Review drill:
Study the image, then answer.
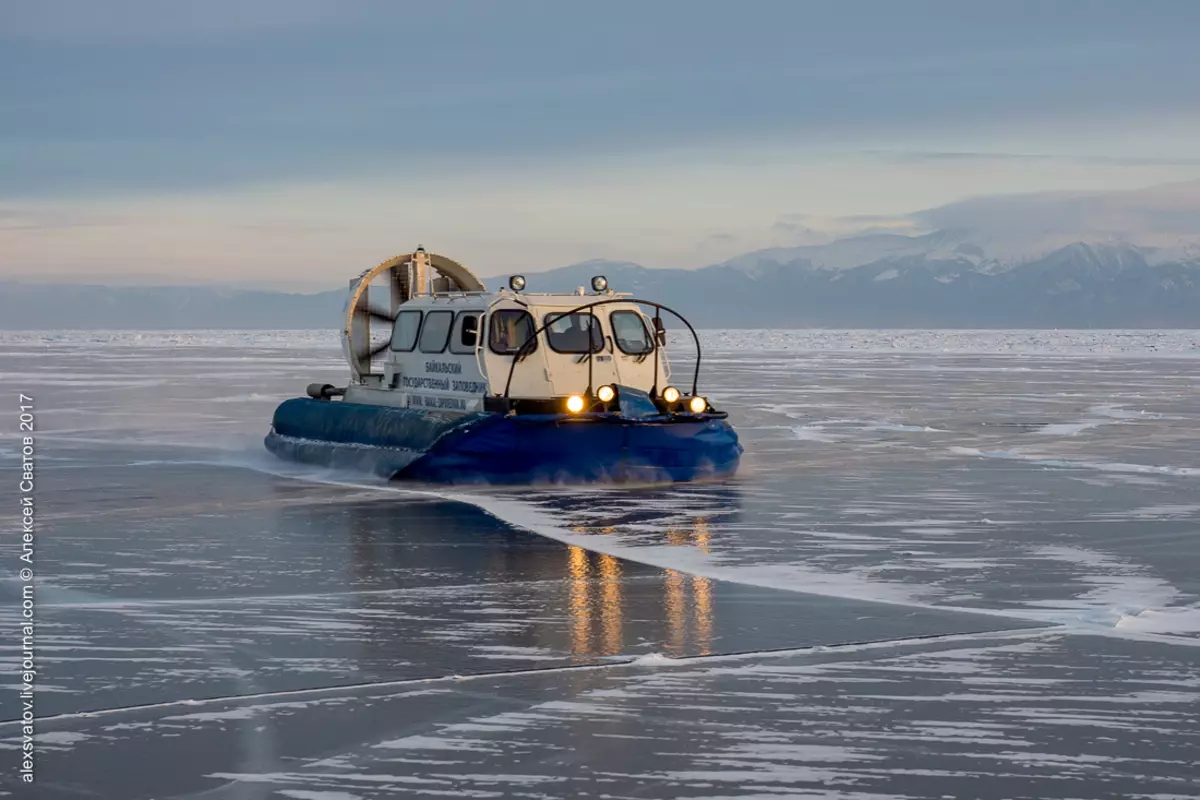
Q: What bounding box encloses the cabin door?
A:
[607,310,660,393]
[544,311,620,397]
[548,352,621,397]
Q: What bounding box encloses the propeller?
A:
[352,302,397,363]
[356,338,392,361]
[356,306,397,326]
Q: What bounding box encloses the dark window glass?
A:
[418,311,454,353]
[390,310,422,352]
[488,310,537,355]
[610,311,654,355]
[545,312,604,354]
[449,312,482,354]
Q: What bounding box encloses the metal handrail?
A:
[500,298,703,401]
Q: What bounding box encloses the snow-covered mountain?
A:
[525,180,1200,326]
[4,180,1199,328]
[720,230,992,276]
[555,242,1200,327]
[5,239,1198,329]
[711,178,1200,276]
[911,178,1200,264]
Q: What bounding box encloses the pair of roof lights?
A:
[508,275,608,293]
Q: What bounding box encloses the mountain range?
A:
[529,238,1200,327]
[4,180,1200,329]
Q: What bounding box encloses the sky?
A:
[3,0,1200,289]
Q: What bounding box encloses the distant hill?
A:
[6,178,1200,329]
[524,242,1200,327]
[9,176,1200,329]
[5,238,1199,329]
[0,283,344,330]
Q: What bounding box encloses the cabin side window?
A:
[418,310,454,353]
[390,310,423,352]
[488,310,537,355]
[449,311,482,354]
[545,312,604,354]
[609,311,654,355]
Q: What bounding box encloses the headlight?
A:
[596,384,616,403]
[565,395,585,413]
[688,396,708,414]
[661,386,680,404]
[509,275,526,291]
[591,275,608,292]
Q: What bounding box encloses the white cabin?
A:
[340,251,671,415]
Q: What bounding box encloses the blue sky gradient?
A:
[3,1,1199,285]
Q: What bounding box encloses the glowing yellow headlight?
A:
[566,395,585,414]
[662,386,680,404]
[688,396,708,414]
[596,385,616,403]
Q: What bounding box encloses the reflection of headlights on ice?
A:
[662,386,680,404]
[597,385,616,403]
[688,396,708,414]
[566,395,585,414]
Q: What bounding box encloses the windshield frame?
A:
[544,311,605,355]
[488,309,538,356]
[609,310,655,355]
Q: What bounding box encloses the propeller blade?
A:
[355,339,391,361]
[354,306,397,325]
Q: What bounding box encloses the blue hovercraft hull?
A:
[263,397,742,484]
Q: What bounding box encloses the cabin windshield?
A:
[545,312,604,354]
[418,310,454,353]
[488,309,537,355]
[610,310,654,355]
[390,310,422,352]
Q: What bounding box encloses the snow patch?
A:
[1115,606,1200,636]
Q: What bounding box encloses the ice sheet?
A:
[5,329,1200,798]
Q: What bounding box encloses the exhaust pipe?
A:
[306,383,345,400]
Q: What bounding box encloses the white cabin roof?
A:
[397,289,635,311]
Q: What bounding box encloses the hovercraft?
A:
[264,248,742,483]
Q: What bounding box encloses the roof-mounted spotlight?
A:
[591,275,608,292]
[509,275,526,292]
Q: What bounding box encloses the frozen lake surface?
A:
[1,329,1198,799]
